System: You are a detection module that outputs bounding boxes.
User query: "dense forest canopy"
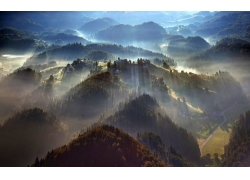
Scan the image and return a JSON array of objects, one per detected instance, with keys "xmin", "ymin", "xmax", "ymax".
[
  {"xmin": 137, "ymin": 132, "xmax": 194, "ymax": 166},
  {"xmin": 0, "ymin": 108, "xmax": 67, "ymax": 166},
  {"xmin": 101, "ymin": 94, "xmax": 201, "ymax": 164},
  {"xmin": 32, "ymin": 125, "xmax": 167, "ymax": 167},
  {"xmin": 222, "ymin": 110, "xmax": 250, "ymax": 166},
  {"xmin": 162, "ymin": 36, "xmax": 210, "ymax": 58}
]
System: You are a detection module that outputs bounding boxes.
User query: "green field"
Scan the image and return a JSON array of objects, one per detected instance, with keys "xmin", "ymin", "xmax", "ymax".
[
  {"xmin": 201, "ymin": 101, "xmax": 250, "ymax": 157},
  {"xmin": 202, "ymin": 127, "xmax": 231, "ymax": 157}
]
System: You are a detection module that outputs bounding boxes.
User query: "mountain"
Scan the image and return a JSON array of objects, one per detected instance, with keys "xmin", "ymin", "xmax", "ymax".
[
  {"xmin": 162, "ymin": 36, "xmax": 210, "ymax": 58},
  {"xmin": 0, "ymin": 28, "xmax": 64, "ymax": 54},
  {"xmin": 62, "ymin": 29, "xmax": 78, "ymax": 36},
  {"xmin": 164, "ymin": 34, "xmax": 185, "ymax": 42},
  {"xmin": 186, "ymin": 38, "xmax": 250, "ymax": 97},
  {"xmin": 94, "ymin": 21, "xmax": 166, "ymax": 44},
  {"xmin": 151, "ymin": 63, "xmax": 245, "ymax": 108},
  {"xmin": 0, "ymin": 27, "xmax": 21, "ymax": 35},
  {"xmin": 199, "ymin": 12, "xmax": 240, "ymax": 30},
  {"xmin": 80, "ymin": 11, "xmax": 218, "ymax": 27},
  {"xmin": 165, "ymin": 25, "xmax": 192, "ymax": 37},
  {"xmin": 164, "ymin": 11, "xmax": 216, "ymax": 27},
  {"xmin": 212, "ymin": 11, "xmax": 237, "ymax": 19},
  {"xmin": 0, "ymin": 67, "xmax": 41, "ymax": 94},
  {"xmin": 186, "ymin": 37, "xmax": 250, "ymax": 92},
  {"xmin": 24, "ymin": 43, "xmax": 90, "ymax": 66},
  {"xmin": 42, "ymin": 33, "xmax": 90, "ymax": 45},
  {"xmin": 2, "ymin": 11, "xmax": 250, "ymax": 168},
  {"xmin": 137, "ymin": 132, "xmax": 193, "ymax": 166},
  {"xmin": 195, "ymin": 12, "xmax": 250, "ymax": 38},
  {"xmin": 78, "ymin": 17, "xmax": 119, "ymax": 35},
  {"xmin": 186, "ymin": 38, "xmax": 250, "ymax": 68},
  {"xmin": 94, "ymin": 24, "xmax": 132, "ymax": 44},
  {"xmin": 0, "ymin": 68, "xmax": 42, "ymax": 123},
  {"xmin": 137, "ymin": 132, "xmax": 168, "ymax": 162},
  {"xmin": 0, "ymin": 11, "xmax": 92, "ymax": 32},
  {"xmin": 0, "ymin": 34, "xmax": 36, "ymax": 54},
  {"xmin": 24, "ymin": 43, "xmax": 168, "ymax": 66},
  {"xmin": 52, "ymin": 71, "xmax": 129, "ymax": 119},
  {"xmin": 0, "ymin": 28, "xmax": 37, "ymax": 54},
  {"xmin": 81, "ymin": 11, "xmax": 182, "ymax": 26},
  {"xmin": 0, "ymin": 27, "xmax": 39, "ymax": 39},
  {"xmin": 85, "ymin": 50, "xmax": 117, "ymax": 61},
  {"xmin": 31, "ymin": 125, "xmax": 167, "ymax": 167},
  {"xmin": 21, "ymin": 73, "xmax": 59, "ymax": 112},
  {"xmin": 145, "ymin": 62, "xmax": 248, "ymax": 142},
  {"xmin": 0, "ymin": 12, "xmax": 46, "ymax": 32},
  {"xmin": 101, "ymin": 94, "xmax": 201, "ymax": 164},
  {"xmin": 20, "ymin": 61, "xmax": 58, "ymax": 73},
  {"xmin": 222, "ymin": 110, "xmax": 250, "ymax": 166},
  {"xmin": 0, "ymin": 108, "xmax": 67, "ymax": 166}
]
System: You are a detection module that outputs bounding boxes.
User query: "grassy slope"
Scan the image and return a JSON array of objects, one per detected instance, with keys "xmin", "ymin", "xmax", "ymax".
[
  {"xmin": 202, "ymin": 127, "xmax": 231, "ymax": 157},
  {"xmin": 202, "ymin": 100, "xmax": 250, "ymax": 157}
]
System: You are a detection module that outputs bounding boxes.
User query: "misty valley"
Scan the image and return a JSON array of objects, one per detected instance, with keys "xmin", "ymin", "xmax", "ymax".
[{"xmin": 1, "ymin": 11, "xmax": 250, "ymax": 167}]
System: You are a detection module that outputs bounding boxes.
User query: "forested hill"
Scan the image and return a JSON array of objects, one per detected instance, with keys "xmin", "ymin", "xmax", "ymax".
[
  {"xmin": 102, "ymin": 94, "xmax": 201, "ymax": 164},
  {"xmin": 195, "ymin": 12, "xmax": 250, "ymax": 38},
  {"xmin": 32, "ymin": 125, "xmax": 167, "ymax": 167},
  {"xmin": 52, "ymin": 71, "xmax": 129, "ymax": 118},
  {"xmin": 162, "ymin": 36, "xmax": 210, "ymax": 58},
  {"xmin": 94, "ymin": 21, "xmax": 166, "ymax": 44},
  {"xmin": 186, "ymin": 38, "xmax": 250, "ymax": 68},
  {"xmin": 0, "ymin": 12, "xmax": 92, "ymax": 31},
  {"xmin": 42, "ymin": 33, "xmax": 90, "ymax": 45},
  {"xmin": 85, "ymin": 50, "xmax": 117, "ymax": 61},
  {"xmin": 0, "ymin": 68, "xmax": 42, "ymax": 122},
  {"xmin": 0, "ymin": 68, "xmax": 41, "ymax": 93},
  {"xmin": 24, "ymin": 43, "xmax": 168, "ymax": 66},
  {"xmin": 0, "ymin": 108, "xmax": 67, "ymax": 166},
  {"xmin": 222, "ymin": 110, "xmax": 250, "ymax": 167},
  {"xmin": 78, "ymin": 17, "xmax": 119, "ymax": 35},
  {"xmin": 137, "ymin": 132, "xmax": 194, "ymax": 167},
  {"xmin": 0, "ymin": 33, "xmax": 36, "ymax": 54}
]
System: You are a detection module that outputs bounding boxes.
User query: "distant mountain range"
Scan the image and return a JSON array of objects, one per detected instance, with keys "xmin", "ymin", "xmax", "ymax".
[
  {"xmin": 162, "ymin": 36, "xmax": 210, "ymax": 58},
  {"xmin": 78, "ymin": 17, "xmax": 119, "ymax": 35},
  {"xmin": 0, "ymin": 11, "xmax": 93, "ymax": 32},
  {"xmin": 81, "ymin": 11, "xmax": 182, "ymax": 26},
  {"xmin": 42, "ymin": 33, "xmax": 90, "ymax": 45},
  {"xmin": 195, "ymin": 12, "xmax": 250, "ymax": 38},
  {"xmin": 187, "ymin": 38, "xmax": 250, "ymax": 68},
  {"xmin": 94, "ymin": 21, "xmax": 166, "ymax": 44},
  {"xmin": 1, "ymin": 11, "xmax": 247, "ymax": 40},
  {"xmin": 24, "ymin": 43, "xmax": 168, "ymax": 66},
  {"xmin": 0, "ymin": 34, "xmax": 36, "ymax": 54}
]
